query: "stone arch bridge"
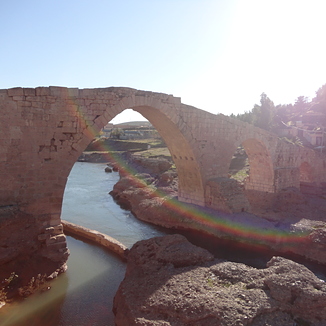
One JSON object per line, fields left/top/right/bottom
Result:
{"left": 1, "top": 86, "right": 326, "bottom": 275}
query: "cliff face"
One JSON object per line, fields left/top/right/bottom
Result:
{"left": 113, "top": 234, "right": 326, "bottom": 326}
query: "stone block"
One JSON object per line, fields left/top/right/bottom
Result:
{"left": 23, "top": 88, "right": 36, "bottom": 96}
{"left": 38, "top": 233, "right": 49, "bottom": 241}
{"left": 17, "top": 100, "right": 32, "bottom": 107}
{"left": 12, "top": 96, "right": 25, "bottom": 101}
{"left": 67, "top": 88, "right": 79, "bottom": 97}
{"left": 94, "top": 114, "right": 108, "bottom": 129}
{"left": 8, "top": 87, "right": 24, "bottom": 96}
{"left": 45, "top": 225, "right": 63, "bottom": 235}
{"left": 49, "top": 86, "right": 68, "bottom": 97}
{"left": 79, "top": 88, "right": 95, "bottom": 97}
{"left": 46, "top": 234, "right": 66, "bottom": 245}
{"left": 36, "top": 87, "right": 51, "bottom": 96}
{"left": 45, "top": 96, "right": 56, "bottom": 103}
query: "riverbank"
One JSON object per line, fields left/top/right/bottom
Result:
{"left": 77, "top": 139, "right": 326, "bottom": 265}
{"left": 2, "top": 157, "right": 326, "bottom": 325}
{"left": 110, "top": 152, "right": 326, "bottom": 266}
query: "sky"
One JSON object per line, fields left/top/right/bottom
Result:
{"left": 1, "top": 0, "right": 326, "bottom": 124}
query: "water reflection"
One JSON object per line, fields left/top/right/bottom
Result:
{"left": 0, "top": 237, "right": 126, "bottom": 326}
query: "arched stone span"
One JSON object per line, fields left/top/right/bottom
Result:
{"left": 133, "top": 105, "right": 204, "bottom": 204}
{"left": 205, "top": 137, "right": 275, "bottom": 213}
{"left": 51, "top": 92, "right": 206, "bottom": 208}
{"left": 2, "top": 86, "right": 326, "bottom": 217}
{"left": 241, "top": 138, "right": 274, "bottom": 193}
{"left": 300, "top": 161, "right": 315, "bottom": 183}
{"left": 2, "top": 86, "right": 326, "bottom": 276}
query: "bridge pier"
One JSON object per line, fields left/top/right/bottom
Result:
{"left": 0, "top": 207, "right": 68, "bottom": 287}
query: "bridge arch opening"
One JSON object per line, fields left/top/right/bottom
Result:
{"left": 206, "top": 137, "right": 274, "bottom": 214}
{"left": 299, "top": 161, "right": 314, "bottom": 183}
{"left": 228, "top": 138, "right": 274, "bottom": 193}
{"left": 210, "top": 138, "right": 275, "bottom": 213}
{"left": 131, "top": 106, "right": 205, "bottom": 205}
{"left": 67, "top": 104, "right": 205, "bottom": 210}
{"left": 240, "top": 138, "right": 274, "bottom": 192}
{"left": 299, "top": 161, "right": 315, "bottom": 194}
{"left": 228, "top": 145, "right": 250, "bottom": 185}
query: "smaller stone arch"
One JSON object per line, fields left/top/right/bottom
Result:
{"left": 241, "top": 138, "right": 274, "bottom": 193}
{"left": 205, "top": 137, "right": 275, "bottom": 213}
{"left": 299, "top": 161, "right": 315, "bottom": 183}
{"left": 299, "top": 161, "right": 317, "bottom": 195}
{"left": 234, "top": 137, "right": 276, "bottom": 210}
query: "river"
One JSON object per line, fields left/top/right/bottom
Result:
{"left": 0, "top": 162, "right": 169, "bottom": 326}
{"left": 1, "top": 162, "right": 326, "bottom": 325}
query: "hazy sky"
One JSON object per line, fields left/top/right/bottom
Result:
{"left": 1, "top": 0, "right": 325, "bottom": 123}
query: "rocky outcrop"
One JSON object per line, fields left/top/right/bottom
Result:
{"left": 110, "top": 171, "right": 326, "bottom": 265}
{"left": 113, "top": 234, "right": 326, "bottom": 326}
{"left": 110, "top": 155, "right": 326, "bottom": 265}
{"left": 127, "top": 155, "right": 173, "bottom": 175}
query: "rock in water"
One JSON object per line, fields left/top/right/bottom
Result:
{"left": 113, "top": 235, "right": 326, "bottom": 326}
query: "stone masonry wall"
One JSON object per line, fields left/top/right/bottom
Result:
{"left": 1, "top": 86, "right": 326, "bottom": 277}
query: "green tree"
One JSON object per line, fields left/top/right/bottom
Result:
{"left": 110, "top": 128, "right": 125, "bottom": 139}
{"left": 312, "top": 84, "right": 326, "bottom": 115}
{"left": 314, "top": 84, "right": 326, "bottom": 103}
{"left": 274, "top": 104, "right": 291, "bottom": 127}
{"left": 235, "top": 111, "right": 253, "bottom": 124}
{"left": 252, "top": 93, "right": 275, "bottom": 131}
{"left": 293, "top": 96, "right": 309, "bottom": 115}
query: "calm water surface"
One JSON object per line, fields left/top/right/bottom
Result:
{"left": 61, "top": 162, "right": 167, "bottom": 247}
{"left": 2, "top": 162, "right": 326, "bottom": 325}
{"left": 0, "top": 162, "right": 168, "bottom": 326}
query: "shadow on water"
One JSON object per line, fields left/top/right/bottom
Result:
{"left": 0, "top": 236, "right": 126, "bottom": 326}
{"left": 0, "top": 273, "right": 68, "bottom": 326}
{"left": 176, "top": 228, "right": 326, "bottom": 281}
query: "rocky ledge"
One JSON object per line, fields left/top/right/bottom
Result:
{"left": 113, "top": 234, "right": 326, "bottom": 326}
{"left": 110, "top": 156, "right": 326, "bottom": 265}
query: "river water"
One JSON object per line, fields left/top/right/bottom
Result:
{"left": 1, "top": 162, "right": 326, "bottom": 325}
{"left": 0, "top": 162, "right": 168, "bottom": 326}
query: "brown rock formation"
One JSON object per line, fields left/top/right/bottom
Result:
{"left": 113, "top": 234, "right": 326, "bottom": 326}
{"left": 110, "top": 157, "right": 326, "bottom": 265}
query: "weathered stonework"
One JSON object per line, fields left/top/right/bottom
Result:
{"left": 62, "top": 220, "right": 128, "bottom": 260}
{"left": 1, "top": 86, "right": 326, "bottom": 276}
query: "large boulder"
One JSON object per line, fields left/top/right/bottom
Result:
{"left": 113, "top": 235, "right": 326, "bottom": 326}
